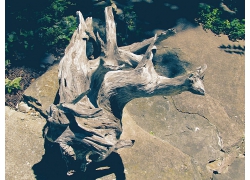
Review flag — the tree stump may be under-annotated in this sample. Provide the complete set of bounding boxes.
[44,6,207,176]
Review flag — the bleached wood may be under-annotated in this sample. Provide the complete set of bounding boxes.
[44,6,207,176]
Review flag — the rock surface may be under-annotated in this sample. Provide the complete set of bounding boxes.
[23,63,59,117]
[124,23,244,179]
[118,108,201,180]
[5,106,46,180]
[6,23,244,179]
[40,53,59,68]
[17,101,31,113]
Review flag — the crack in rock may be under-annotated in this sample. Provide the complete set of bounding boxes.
[170,96,224,151]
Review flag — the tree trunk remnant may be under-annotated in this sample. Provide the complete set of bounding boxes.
[44,6,207,176]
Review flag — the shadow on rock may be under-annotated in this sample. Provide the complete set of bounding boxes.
[32,139,126,180]
[219,44,245,55]
[153,52,191,78]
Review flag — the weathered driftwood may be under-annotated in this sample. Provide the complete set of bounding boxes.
[44,6,207,176]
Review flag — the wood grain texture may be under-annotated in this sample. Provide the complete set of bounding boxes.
[44,6,207,175]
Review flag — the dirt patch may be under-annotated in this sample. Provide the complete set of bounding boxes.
[5,66,45,109]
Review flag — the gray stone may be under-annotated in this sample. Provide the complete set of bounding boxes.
[23,63,59,117]
[119,107,202,180]
[163,22,245,154]
[126,96,222,178]
[5,106,46,180]
[124,24,245,179]
[17,101,31,113]
[40,53,57,65]
[212,158,245,180]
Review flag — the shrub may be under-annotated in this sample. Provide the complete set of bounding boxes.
[228,19,245,40]
[5,0,76,65]
[37,15,77,54]
[36,0,77,54]
[197,4,245,41]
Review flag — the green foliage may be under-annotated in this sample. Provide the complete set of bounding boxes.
[228,19,245,40]
[123,6,137,32]
[5,0,77,64]
[5,77,22,94]
[115,5,142,46]
[5,60,11,70]
[5,29,35,61]
[36,0,77,53]
[149,131,155,135]
[5,60,11,66]
[38,15,77,52]
[197,4,245,41]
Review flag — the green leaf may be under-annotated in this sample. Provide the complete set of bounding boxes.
[197,4,245,41]
[7,34,14,42]
[5,60,11,67]
[5,78,11,85]
[5,77,22,93]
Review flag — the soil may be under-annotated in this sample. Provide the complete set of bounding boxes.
[5,66,46,109]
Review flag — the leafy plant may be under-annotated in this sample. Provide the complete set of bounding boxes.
[229,19,245,40]
[5,0,76,64]
[123,6,137,32]
[36,0,77,54]
[115,5,141,46]
[5,77,22,94]
[5,60,11,70]
[149,131,155,135]
[197,3,245,41]
[38,15,77,53]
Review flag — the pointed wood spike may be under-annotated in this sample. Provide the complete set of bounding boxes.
[76,11,87,30]
[136,34,157,69]
[104,6,119,60]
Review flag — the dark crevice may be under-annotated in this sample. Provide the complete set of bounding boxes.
[208,160,216,163]
[170,96,209,121]
[213,170,219,174]
[64,78,67,87]
[53,89,60,105]
[220,149,226,153]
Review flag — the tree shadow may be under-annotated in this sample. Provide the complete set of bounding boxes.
[219,44,245,55]
[32,139,126,180]
[153,52,191,78]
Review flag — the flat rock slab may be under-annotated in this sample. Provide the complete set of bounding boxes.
[212,158,245,180]
[23,64,59,117]
[124,25,245,179]
[125,96,221,178]
[118,107,201,180]
[5,106,46,180]
[160,24,245,150]
[157,24,245,125]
